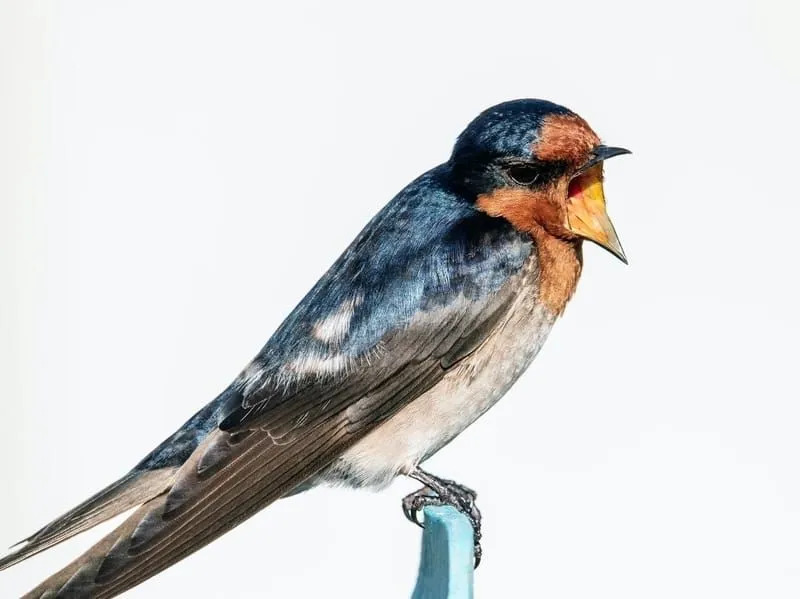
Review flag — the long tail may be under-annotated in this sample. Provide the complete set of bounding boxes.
[19,418,349,599]
[0,389,235,580]
[0,468,177,572]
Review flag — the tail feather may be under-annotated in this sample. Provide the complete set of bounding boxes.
[0,468,177,572]
[20,420,350,598]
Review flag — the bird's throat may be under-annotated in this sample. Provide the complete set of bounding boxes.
[529,225,582,316]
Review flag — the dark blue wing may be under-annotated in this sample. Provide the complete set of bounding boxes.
[139,164,532,469]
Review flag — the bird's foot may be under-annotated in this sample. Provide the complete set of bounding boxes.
[403,467,483,567]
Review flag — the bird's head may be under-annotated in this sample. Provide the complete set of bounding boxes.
[451,99,630,263]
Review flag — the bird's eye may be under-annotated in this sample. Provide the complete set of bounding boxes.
[506,164,539,186]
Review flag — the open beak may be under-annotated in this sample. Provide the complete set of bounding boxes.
[565,146,630,264]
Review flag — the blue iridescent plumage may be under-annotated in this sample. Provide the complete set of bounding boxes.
[139,160,533,470]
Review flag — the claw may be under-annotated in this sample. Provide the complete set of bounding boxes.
[402,469,484,568]
[406,504,424,528]
[474,543,483,569]
[402,493,428,528]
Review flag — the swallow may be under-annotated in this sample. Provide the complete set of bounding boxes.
[1,99,629,597]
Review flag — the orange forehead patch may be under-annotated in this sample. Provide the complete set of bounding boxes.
[533,113,600,164]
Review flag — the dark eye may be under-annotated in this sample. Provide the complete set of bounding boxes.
[506,164,539,186]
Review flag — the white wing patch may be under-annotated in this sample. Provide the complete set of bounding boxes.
[312,294,362,345]
[238,362,268,396]
[237,352,354,399]
[235,294,364,398]
[286,352,351,378]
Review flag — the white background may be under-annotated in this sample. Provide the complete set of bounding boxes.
[2,1,799,597]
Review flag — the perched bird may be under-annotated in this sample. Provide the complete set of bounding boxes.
[1,99,629,597]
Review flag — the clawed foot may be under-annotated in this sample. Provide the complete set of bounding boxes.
[402,468,483,567]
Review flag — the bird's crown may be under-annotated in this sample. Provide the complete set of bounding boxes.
[451,99,597,166]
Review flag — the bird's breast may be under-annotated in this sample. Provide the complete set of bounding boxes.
[325,256,559,489]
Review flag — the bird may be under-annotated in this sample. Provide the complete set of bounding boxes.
[1,98,629,597]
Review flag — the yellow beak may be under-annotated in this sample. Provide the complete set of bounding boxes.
[566,163,627,264]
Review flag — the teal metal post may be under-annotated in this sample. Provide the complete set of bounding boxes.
[411,506,475,599]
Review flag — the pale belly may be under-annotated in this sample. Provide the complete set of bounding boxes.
[320,291,557,490]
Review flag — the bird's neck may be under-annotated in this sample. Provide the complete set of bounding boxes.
[529,225,583,316]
